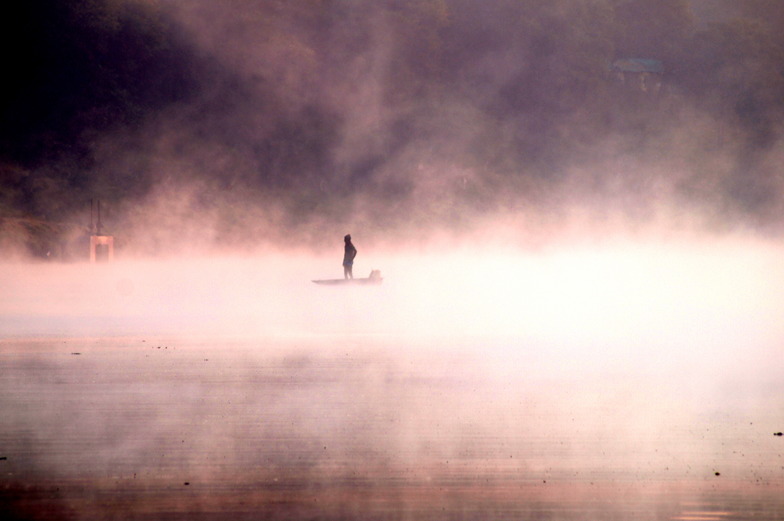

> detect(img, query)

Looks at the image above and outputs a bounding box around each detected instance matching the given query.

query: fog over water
[2,234,784,519]
[4,233,783,354]
[2,233,782,399]
[3,1,784,518]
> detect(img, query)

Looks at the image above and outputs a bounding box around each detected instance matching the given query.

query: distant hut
[610,58,664,94]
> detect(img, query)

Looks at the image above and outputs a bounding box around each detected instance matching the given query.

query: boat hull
[312,277,382,286]
[313,269,383,286]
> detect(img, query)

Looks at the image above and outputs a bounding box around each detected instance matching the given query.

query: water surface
[1,243,783,519]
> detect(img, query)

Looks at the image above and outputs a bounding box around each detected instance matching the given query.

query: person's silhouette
[343,234,357,279]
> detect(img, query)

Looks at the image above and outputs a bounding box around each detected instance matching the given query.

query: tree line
[1,0,783,255]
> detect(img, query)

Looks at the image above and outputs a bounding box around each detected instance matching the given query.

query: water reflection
[1,336,782,520]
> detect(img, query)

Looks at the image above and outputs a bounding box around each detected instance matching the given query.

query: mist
[3,233,784,518]
[3,1,784,518]
[3,233,782,385]
[3,0,784,257]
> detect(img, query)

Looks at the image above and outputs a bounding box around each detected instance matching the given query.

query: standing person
[343,234,357,279]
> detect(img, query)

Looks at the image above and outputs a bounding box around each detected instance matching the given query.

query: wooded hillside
[2,0,783,256]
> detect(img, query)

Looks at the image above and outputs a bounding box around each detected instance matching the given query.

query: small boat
[313,270,383,286]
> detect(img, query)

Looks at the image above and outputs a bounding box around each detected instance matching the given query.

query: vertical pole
[97,200,103,236]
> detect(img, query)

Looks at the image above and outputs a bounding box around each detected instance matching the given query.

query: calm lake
[2,242,783,519]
